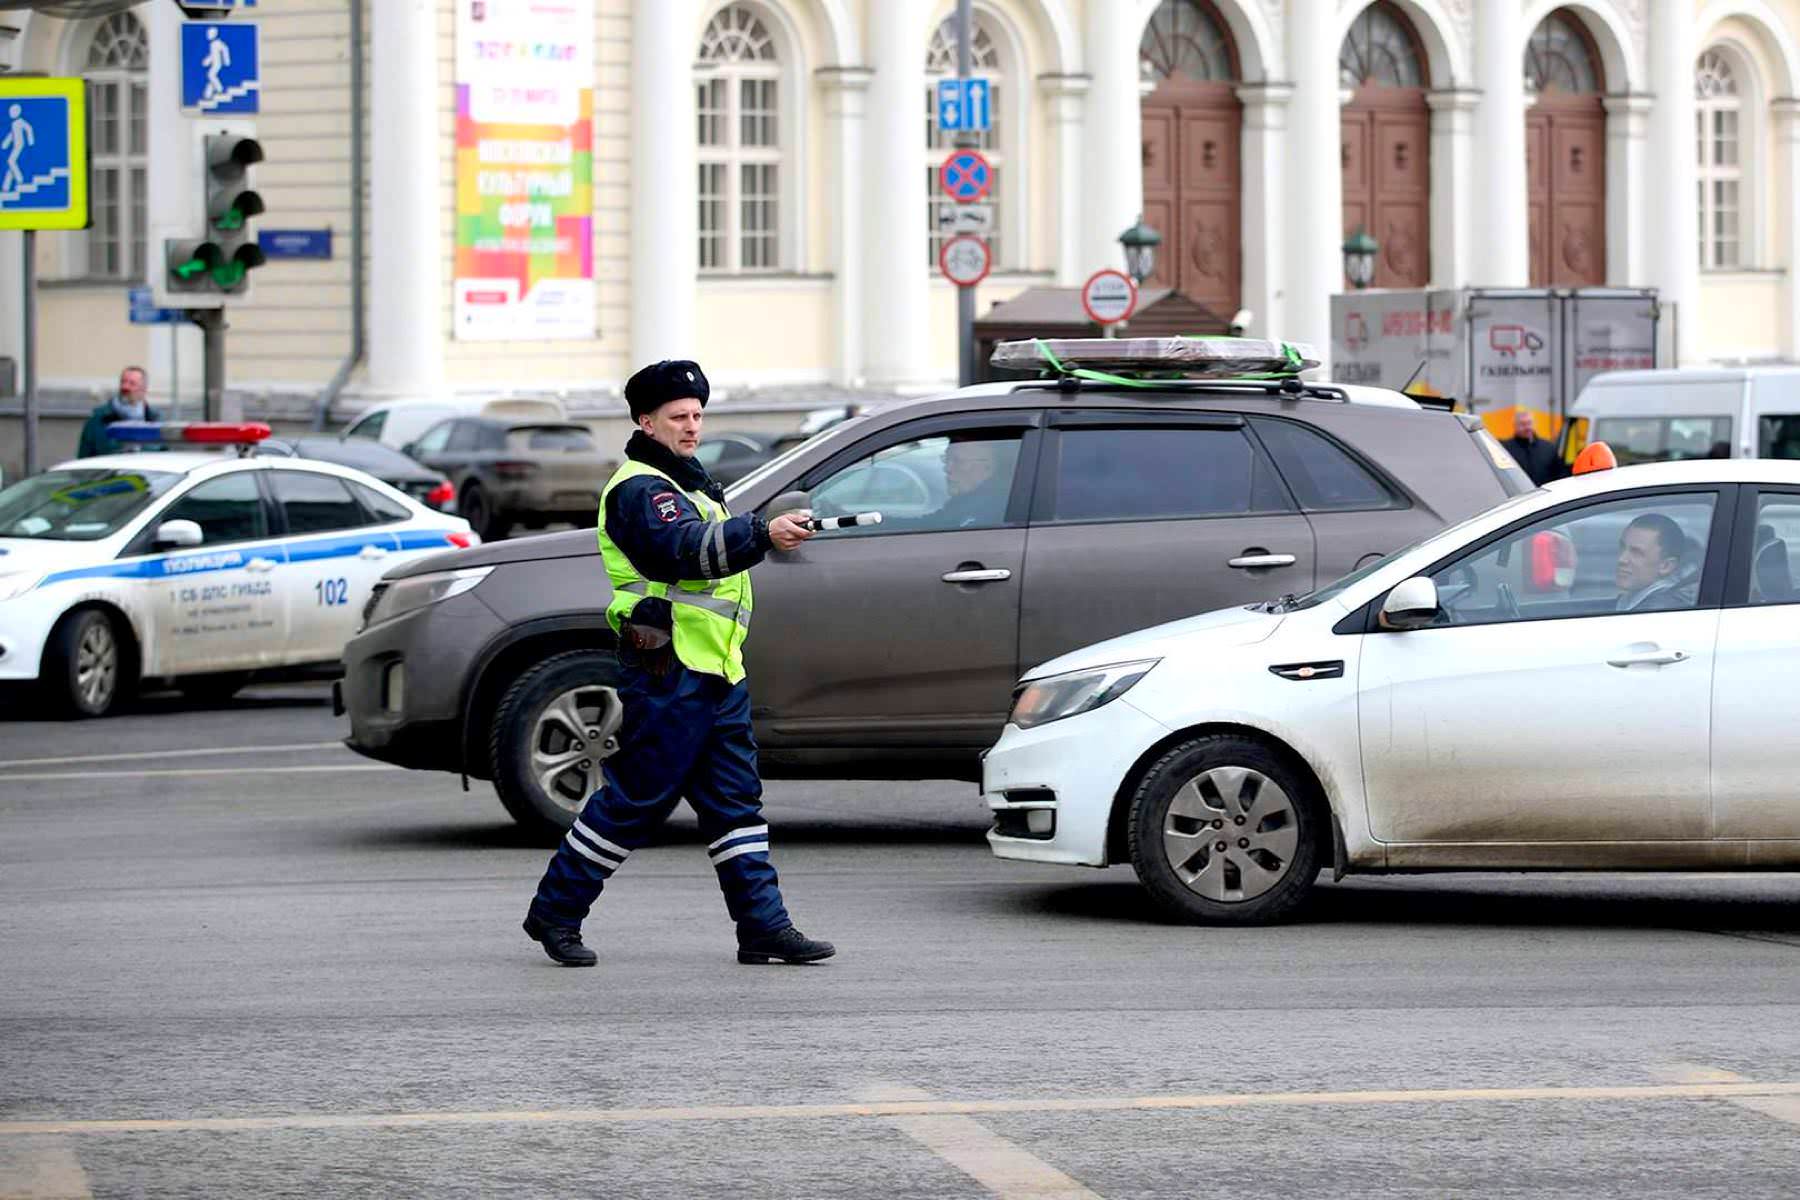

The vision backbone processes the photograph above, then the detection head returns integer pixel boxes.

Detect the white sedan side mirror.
[1379,576,1440,631]
[154,519,204,548]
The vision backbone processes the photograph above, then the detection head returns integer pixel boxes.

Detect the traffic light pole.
[955,0,976,388]
[191,308,227,422]
[21,230,38,478]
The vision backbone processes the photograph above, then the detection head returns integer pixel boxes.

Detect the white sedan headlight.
[0,572,43,602]
[363,566,493,628]
[1009,659,1159,730]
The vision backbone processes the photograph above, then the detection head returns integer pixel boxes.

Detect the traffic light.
[203,132,266,294]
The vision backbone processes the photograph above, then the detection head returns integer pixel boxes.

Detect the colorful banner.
[454,0,595,341]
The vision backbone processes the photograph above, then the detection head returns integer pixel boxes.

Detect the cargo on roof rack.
[990,336,1320,379]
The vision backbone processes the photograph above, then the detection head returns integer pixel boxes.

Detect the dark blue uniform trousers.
[529,661,792,938]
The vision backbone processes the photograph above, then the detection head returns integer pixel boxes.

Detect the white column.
[862,0,932,390]
[1774,101,1800,359]
[1081,3,1143,277]
[629,0,700,369]
[1285,0,1340,371]
[1603,94,1653,286]
[1427,89,1479,289]
[1237,83,1293,337]
[819,67,873,385]
[368,0,443,398]
[1472,0,1528,285]
[1039,73,1090,286]
[1647,4,1699,364]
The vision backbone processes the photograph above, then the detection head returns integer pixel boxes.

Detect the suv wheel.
[1126,735,1323,924]
[44,608,131,718]
[490,649,626,841]
[461,483,507,543]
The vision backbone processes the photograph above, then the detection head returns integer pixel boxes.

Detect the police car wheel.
[490,649,625,842]
[44,608,130,719]
[1126,735,1324,925]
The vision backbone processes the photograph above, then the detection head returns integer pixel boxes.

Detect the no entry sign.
[938,150,993,204]
[939,235,991,288]
[1081,269,1138,326]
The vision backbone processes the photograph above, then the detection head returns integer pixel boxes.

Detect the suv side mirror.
[155,519,204,549]
[400,442,418,458]
[1379,576,1440,631]
[767,490,812,519]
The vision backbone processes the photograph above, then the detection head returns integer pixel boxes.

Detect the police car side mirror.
[1379,576,1440,631]
[155,519,204,549]
[767,490,811,520]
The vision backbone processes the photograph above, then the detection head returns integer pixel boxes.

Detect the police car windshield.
[0,469,183,541]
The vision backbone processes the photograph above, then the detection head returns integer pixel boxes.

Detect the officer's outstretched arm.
[606,478,773,584]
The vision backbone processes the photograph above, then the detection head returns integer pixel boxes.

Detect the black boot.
[737,925,835,965]
[523,913,597,967]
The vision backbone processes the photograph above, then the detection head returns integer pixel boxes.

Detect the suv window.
[1251,418,1399,511]
[1758,415,1800,460]
[508,426,594,452]
[1049,426,1291,521]
[413,421,454,456]
[1424,492,1718,627]
[272,471,371,534]
[808,431,1024,534]
[447,421,485,453]
[345,410,386,441]
[161,473,269,545]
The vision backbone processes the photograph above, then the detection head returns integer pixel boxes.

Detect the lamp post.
[1342,227,1379,290]
[1118,215,1162,286]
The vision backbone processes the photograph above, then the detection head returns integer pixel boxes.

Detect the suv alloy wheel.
[490,649,625,841]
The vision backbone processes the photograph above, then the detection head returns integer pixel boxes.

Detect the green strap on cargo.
[1033,337,1305,386]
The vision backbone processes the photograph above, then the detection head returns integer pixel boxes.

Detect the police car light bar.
[106,421,273,446]
[990,336,1320,379]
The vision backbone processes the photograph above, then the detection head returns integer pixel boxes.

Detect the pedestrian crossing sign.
[181,21,260,115]
[0,78,88,231]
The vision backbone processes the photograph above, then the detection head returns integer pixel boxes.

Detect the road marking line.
[8,1081,1800,1138]
[864,1084,1101,1200]
[0,742,344,770]
[0,1136,93,1200]
[1662,1064,1800,1128]
[0,765,397,784]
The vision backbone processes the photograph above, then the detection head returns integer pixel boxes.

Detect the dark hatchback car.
[259,436,455,512]
[340,379,1529,837]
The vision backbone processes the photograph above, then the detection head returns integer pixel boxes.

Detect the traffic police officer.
[522,359,834,968]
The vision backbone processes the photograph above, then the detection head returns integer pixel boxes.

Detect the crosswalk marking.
[863,1084,1101,1200]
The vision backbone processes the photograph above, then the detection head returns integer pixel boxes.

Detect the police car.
[0,422,477,716]
[983,445,1800,923]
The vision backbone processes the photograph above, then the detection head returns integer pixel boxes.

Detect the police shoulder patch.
[651,491,681,523]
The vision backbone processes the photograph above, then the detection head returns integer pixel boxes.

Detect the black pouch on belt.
[621,598,676,677]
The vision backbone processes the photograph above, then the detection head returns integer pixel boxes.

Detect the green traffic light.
[212,261,248,288]
[216,208,245,232]
[173,258,208,280]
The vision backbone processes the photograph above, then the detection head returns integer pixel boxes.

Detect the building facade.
[3,0,1799,425]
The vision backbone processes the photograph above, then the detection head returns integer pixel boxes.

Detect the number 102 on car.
[316,578,349,607]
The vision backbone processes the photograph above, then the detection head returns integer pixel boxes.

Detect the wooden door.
[1341,87,1431,288]
[1142,80,1241,316]
[1527,96,1607,286]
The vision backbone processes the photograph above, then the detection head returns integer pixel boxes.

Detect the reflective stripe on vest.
[598,460,753,682]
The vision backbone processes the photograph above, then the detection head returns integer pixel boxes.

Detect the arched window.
[83,11,149,281]
[696,4,783,272]
[1525,11,1603,94]
[1339,3,1426,89]
[924,15,1002,267]
[1139,0,1235,85]
[1696,49,1744,269]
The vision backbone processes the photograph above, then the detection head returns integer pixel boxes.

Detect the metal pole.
[22,229,37,477]
[955,0,976,387]
[170,320,181,421]
[195,308,226,422]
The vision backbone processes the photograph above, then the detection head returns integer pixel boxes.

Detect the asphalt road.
[4,683,1800,1198]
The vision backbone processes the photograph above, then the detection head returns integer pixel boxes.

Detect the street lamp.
[1118,216,1163,286]
[1342,227,1379,290]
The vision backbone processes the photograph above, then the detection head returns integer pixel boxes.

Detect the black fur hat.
[625,359,710,419]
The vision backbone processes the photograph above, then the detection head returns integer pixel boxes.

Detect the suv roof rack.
[1014,375,1352,403]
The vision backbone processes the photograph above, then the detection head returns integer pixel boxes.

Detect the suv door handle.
[942,568,1012,584]
[358,545,391,561]
[245,557,278,573]
[1228,553,1297,570]
[1606,648,1690,668]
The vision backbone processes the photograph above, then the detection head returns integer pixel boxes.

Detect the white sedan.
[0,427,476,716]
[983,457,1800,923]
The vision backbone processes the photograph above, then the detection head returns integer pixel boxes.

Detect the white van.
[1566,366,1800,465]
[342,397,568,452]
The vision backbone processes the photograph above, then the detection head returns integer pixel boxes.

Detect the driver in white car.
[1614,513,1691,612]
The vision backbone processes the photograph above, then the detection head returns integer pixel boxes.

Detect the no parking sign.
[938,150,992,204]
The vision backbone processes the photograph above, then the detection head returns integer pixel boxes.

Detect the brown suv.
[339,378,1529,837]
[404,417,617,541]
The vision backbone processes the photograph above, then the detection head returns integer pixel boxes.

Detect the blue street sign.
[258,228,332,259]
[128,286,182,325]
[181,22,260,115]
[935,78,991,133]
[938,149,992,204]
[0,77,88,231]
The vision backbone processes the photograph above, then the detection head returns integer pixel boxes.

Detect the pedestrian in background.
[1498,406,1565,486]
[522,359,835,969]
[77,366,160,459]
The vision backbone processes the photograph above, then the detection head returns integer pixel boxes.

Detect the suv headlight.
[363,566,493,628]
[1009,659,1158,730]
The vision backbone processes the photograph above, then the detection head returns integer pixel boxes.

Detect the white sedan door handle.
[942,568,1012,584]
[1227,553,1298,570]
[245,557,278,574]
[1606,648,1690,668]
[358,545,391,561]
